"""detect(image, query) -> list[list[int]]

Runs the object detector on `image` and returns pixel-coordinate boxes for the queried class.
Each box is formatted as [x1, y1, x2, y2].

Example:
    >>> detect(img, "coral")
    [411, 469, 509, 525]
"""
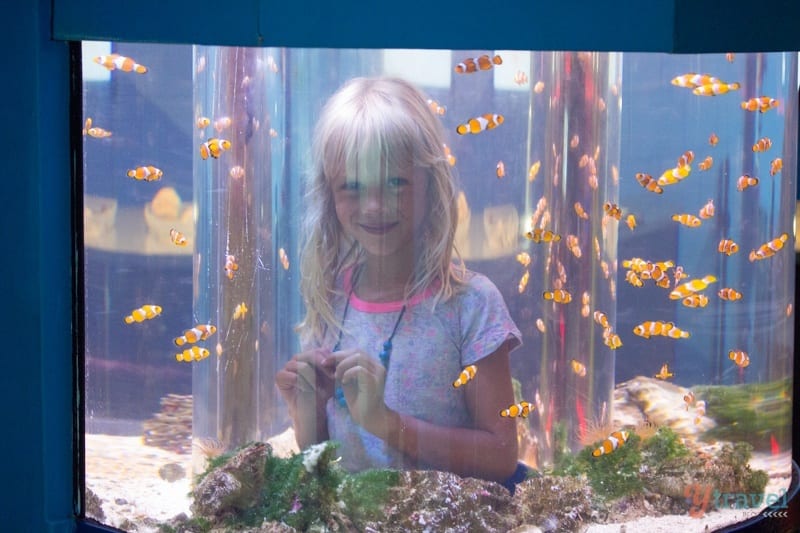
[694, 378, 791, 451]
[513, 475, 593, 532]
[574, 432, 643, 500]
[640, 426, 689, 469]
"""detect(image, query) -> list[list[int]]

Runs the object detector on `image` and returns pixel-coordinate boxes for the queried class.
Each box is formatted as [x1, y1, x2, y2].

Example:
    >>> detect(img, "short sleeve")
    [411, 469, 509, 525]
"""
[459, 272, 523, 366]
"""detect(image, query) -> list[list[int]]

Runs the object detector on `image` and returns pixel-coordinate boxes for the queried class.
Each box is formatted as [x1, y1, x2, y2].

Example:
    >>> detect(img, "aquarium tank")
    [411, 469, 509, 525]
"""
[81, 42, 797, 531]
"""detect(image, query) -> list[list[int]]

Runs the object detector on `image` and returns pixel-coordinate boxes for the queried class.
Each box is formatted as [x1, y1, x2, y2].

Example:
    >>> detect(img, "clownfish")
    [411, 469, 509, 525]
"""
[174, 324, 217, 346]
[698, 156, 713, 171]
[741, 96, 779, 113]
[454, 54, 503, 74]
[603, 202, 622, 220]
[525, 228, 561, 243]
[233, 302, 248, 320]
[574, 201, 589, 219]
[513, 70, 528, 86]
[635, 172, 663, 194]
[709, 132, 719, 146]
[684, 391, 696, 411]
[496, 161, 506, 179]
[453, 365, 477, 388]
[196, 116, 211, 129]
[94, 53, 148, 74]
[170, 228, 187, 246]
[278, 248, 290, 270]
[682, 294, 709, 308]
[604, 331, 623, 350]
[657, 165, 691, 186]
[625, 270, 643, 287]
[654, 363, 674, 380]
[669, 275, 717, 300]
[593, 310, 610, 329]
[528, 161, 541, 182]
[517, 270, 530, 294]
[699, 199, 715, 219]
[749, 233, 789, 261]
[200, 138, 232, 160]
[736, 174, 759, 192]
[124, 304, 162, 324]
[456, 113, 504, 135]
[224, 254, 239, 279]
[752, 137, 772, 152]
[127, 166, 163, 182]
[82, 118, 112, 138]
[592, 430, 630, 457]
[671, 73, 720, 88]
[543, 289, 572, 304]
[729, 350, 750, 368]
[672, 213, 702, 228]
[692, 82, 740, 96]
[770, 158, 783, 176]
[176, 346, 211, 363]
[427, 99, 446, 116]
[718, 288, 743, 301]
[500, 401, 532, 418]
[570, 359, 587, 377]
[718, 239, 739, 256]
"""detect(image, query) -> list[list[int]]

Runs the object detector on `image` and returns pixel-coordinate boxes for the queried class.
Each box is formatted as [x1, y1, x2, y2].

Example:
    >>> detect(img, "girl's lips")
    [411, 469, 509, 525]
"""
[359, 222, 398, 235]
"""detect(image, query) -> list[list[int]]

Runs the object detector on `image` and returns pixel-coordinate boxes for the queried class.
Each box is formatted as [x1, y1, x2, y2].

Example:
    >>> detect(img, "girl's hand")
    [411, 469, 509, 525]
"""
[275, 348, 336, 416]
[330, 349, 393, 437]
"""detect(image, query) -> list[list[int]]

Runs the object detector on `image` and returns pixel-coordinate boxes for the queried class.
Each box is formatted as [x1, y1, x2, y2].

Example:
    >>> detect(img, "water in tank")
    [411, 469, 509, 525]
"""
[81, 42, 797, 531]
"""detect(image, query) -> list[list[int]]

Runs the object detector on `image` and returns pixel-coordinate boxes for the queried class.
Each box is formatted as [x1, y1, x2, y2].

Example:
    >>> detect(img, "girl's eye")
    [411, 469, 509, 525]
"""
[340, 181, 361, 192]
[387, 177, 409, 189]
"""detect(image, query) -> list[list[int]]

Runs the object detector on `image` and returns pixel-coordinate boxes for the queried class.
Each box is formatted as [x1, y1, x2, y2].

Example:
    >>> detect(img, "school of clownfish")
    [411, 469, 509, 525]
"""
[445, 55, 792, 458]
[88, 52, 287, 365]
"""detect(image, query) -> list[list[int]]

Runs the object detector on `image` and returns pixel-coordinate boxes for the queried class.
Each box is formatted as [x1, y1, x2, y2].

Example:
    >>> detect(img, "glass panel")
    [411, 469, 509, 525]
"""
[82, 42, 796, 531]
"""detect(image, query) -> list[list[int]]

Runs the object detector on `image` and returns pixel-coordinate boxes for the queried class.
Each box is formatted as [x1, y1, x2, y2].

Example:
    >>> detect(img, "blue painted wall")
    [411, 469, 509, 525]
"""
[3, 0, 800, 531]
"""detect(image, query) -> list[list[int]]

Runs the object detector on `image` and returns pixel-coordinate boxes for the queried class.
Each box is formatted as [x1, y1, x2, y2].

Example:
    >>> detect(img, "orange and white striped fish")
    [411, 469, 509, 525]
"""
[669, 275, 717, 300]
[657, 165, 691, 186]
[528, 161, 541, 182]
[169, 228, 188, 246]
[718, 239, 739, 256]
[633, 320, 669, 338]
[233, 302, 248, 320]
[592, 430, 630, 457]
[213, 116, 232, 132]
[533, 80, 545, 93]
[94, 53, 148, 74]
[736, 175, 759, 192]
[625, 214, 637, 231]
[200, 138, 232, 160]
[698, 156, 713, 171]
[709, 132, 719, 146]
[692, 82, 740, 96]
[496, 161, 506, 178]
[770, 158, 783, 176]
[525, 228, 561, 243]
[741, 96, 779, 113]
[672, 213, 702, 228]
[752, 137, 772, 152]
[677, 150, 695, 167]
[684, 390, 696, 410]
[196, 116, 211, 129]
[671, 73, 720, 88]
[82, 118, 112, 138]
[278, 247, 290, 270]
[224, 254, 239, 279]
[604, 331, 623, 350]
[625, 270, 643, 287]
[500, 401, 532, 418]
[427, 99, 446, 115]
[662, 323, 690, 339]
[682, 294, 709, 308]
[570, 359, 587, 377]
[516, 252, 531, 267]
[518, 270, 530, 294]
[729, 350, 750, 368]
[176, 346, 211, 362]
[127, 165, 163, 181]
[635, 172, 663, 194]
[543, 289, 572, 304]
[174, 324, 217, 346]
[453, 365, 477, 388]
[718, 287, 742, 301]
[574, 201, 589, 219]
[593, 310, 610, 329]
[698, 199, 715, 219]
[749, 233, 789, 261]
[124, 304, 162, 324]
[443, 144, 456, 166]
[456, 113, 504, 135]
[654, 363, 674, 380]
[603, 202, 622, 220]
[454, 54, 503, 74]
[513, 70, 529, 86]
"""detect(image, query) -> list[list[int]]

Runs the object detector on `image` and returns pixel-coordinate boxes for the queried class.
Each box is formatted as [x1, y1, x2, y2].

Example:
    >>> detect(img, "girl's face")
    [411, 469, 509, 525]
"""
[331, 162, 429, 261]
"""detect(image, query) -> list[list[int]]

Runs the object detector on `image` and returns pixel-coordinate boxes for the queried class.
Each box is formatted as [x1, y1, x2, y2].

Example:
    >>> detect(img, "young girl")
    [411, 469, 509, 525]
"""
[275, 77, 523, 484]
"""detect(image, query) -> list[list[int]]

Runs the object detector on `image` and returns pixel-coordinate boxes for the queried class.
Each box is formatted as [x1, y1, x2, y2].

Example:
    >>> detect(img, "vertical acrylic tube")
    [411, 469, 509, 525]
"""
[524, 52, 621, 466]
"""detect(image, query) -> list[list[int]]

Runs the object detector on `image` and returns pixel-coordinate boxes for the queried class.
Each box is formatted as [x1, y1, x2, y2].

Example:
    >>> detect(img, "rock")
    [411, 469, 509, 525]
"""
[150, 187, 182, 219]
[191, 442, 272, 518]
[142, 393, 193, 455]
[158, 462, 186, 482]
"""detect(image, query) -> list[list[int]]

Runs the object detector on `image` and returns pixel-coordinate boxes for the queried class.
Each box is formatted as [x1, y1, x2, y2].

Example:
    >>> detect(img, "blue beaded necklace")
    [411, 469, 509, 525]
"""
[332, 291, 407, 408]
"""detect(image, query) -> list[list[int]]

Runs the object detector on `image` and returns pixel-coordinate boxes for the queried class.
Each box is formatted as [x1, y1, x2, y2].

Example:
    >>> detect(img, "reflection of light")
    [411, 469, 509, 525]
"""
[794, 201, 798, 251]
[82, 41, 111, 82]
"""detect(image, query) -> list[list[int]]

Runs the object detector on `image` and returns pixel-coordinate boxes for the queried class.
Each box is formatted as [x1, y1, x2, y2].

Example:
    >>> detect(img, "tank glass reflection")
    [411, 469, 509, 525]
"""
[81, 42, 796, 531]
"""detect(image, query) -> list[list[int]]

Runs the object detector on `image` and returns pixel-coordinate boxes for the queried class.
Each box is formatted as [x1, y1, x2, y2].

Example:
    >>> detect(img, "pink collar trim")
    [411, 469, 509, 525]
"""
[343, 267, 439, 312]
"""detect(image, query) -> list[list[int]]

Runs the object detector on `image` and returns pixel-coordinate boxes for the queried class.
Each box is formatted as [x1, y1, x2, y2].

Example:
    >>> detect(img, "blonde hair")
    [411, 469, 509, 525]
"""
[296, 77, 465, 345]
